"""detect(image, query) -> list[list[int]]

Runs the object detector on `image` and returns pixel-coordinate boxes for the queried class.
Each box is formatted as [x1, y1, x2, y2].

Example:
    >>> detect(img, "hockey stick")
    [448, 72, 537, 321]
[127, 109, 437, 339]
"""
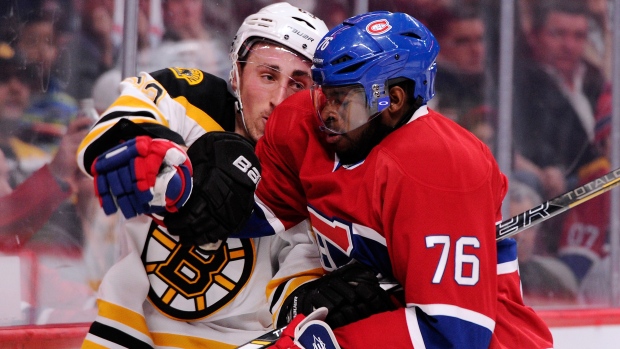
[496, 167, 620, 241]
[237, 167, 620, 349]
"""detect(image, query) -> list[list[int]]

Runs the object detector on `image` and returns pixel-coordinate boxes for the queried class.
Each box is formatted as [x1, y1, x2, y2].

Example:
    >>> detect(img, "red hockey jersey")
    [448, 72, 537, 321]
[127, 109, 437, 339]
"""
[254, 90, 553, 348]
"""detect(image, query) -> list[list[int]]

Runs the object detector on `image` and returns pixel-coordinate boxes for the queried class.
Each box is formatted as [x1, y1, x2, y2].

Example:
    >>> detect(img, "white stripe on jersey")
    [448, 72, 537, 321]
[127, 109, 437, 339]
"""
[408, 303, 496, 332]
[404, 307, 427, 349]
[497, 259, 519, 275]
[352, 223, 387, 246]
[96, 314, 155, 345]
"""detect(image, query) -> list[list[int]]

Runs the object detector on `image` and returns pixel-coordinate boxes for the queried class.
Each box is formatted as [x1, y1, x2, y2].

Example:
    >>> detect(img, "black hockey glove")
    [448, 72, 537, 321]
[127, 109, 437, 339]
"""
[277, 263, 397, 329]
[164, 131, 261, 247]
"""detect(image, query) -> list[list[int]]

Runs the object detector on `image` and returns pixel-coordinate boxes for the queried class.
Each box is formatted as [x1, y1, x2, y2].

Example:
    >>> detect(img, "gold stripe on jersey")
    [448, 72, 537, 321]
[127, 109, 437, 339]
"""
[97, 299, 151, 337]
[108, 95, 170, 126]
[152, 331, 236, 349]
[82, 339, 110, 349]
[172, 95, 224, 132]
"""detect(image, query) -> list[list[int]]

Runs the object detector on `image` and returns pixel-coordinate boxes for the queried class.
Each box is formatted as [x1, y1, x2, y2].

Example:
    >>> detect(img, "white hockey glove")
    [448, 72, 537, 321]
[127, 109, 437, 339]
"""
[273, 308, 341, 349]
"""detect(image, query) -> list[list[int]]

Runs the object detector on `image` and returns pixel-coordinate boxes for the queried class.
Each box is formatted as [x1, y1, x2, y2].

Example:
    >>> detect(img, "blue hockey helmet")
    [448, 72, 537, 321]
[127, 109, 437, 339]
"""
[311, 11, 439, 134]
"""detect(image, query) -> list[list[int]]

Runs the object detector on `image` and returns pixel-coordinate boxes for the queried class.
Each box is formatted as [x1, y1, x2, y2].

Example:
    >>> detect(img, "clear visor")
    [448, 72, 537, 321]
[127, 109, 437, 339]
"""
[235, 43, 313, 95]
[311, 83, 390, 134]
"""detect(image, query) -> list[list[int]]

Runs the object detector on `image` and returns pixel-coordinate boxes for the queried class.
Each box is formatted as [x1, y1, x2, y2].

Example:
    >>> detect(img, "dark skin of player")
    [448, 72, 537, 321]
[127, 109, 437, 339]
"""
[321, 86, 411, 165]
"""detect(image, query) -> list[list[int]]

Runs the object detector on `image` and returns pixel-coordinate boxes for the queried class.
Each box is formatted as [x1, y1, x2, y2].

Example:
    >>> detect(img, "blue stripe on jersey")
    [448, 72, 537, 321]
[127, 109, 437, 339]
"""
[350, 234, 393, 277]
[416, 307, 492, 348]
[497, 237, 517, 264]
[231, 203, 276, 238]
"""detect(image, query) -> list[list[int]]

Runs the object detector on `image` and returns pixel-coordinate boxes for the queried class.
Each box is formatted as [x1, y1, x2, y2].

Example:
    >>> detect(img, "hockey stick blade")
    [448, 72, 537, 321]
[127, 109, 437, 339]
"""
[238, 168, 620, 348]
[236, 327, 287, 349]
[497, 167, 620, 241]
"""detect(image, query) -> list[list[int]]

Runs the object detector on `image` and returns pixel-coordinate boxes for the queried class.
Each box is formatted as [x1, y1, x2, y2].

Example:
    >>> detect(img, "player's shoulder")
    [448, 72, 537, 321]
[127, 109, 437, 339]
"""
[267, 90, 315, 136]
[378, 107, 495, 189]
[150, 67, 237, 131]
[149, 68, 232, 101]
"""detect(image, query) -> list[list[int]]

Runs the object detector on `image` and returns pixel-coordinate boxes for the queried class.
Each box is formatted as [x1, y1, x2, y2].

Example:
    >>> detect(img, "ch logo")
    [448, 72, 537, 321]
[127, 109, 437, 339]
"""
[366, 19, 391, 35]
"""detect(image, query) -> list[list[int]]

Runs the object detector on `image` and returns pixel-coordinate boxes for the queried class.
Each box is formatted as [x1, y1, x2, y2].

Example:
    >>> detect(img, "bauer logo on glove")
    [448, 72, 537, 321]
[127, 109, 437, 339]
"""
[164, 131, 261, 247]
[91, 136, 193, 219]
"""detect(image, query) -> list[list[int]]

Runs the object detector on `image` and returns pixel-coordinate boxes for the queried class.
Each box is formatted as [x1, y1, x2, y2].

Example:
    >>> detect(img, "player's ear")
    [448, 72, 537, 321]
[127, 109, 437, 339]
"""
[387, 85, 407, 114]
[230, 63, 241, 91]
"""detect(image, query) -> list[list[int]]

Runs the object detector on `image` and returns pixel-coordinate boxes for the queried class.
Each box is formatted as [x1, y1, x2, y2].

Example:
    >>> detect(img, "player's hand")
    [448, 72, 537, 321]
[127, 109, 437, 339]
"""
[273, 308, 341, 349]
[164, 131, 260, 247]
[91, 136, 193, 218]
[278, 263, 396, 329]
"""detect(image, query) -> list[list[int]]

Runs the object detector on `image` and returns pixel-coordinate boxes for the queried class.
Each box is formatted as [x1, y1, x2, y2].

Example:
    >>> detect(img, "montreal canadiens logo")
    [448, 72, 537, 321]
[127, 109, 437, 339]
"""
[366, 19, 391, 35]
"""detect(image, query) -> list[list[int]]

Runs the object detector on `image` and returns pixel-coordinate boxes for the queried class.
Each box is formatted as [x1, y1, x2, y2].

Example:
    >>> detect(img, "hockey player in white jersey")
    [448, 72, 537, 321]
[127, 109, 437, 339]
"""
[76, 3, 328, 348]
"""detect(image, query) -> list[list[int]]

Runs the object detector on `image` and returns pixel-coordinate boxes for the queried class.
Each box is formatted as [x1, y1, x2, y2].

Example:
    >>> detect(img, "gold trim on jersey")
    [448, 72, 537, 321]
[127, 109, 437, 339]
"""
[152, 332, 237, 349]
[96, 299, 152, 337]
[169, 67, 204, 85]
[143, 223, 255, 321]
[172, 95, 224, 133]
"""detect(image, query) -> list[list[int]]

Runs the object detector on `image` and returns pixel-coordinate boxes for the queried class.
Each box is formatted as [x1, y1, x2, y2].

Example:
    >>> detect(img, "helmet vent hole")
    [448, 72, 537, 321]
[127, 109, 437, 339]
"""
[401, 32, 422, 39]
[292, 17, 317, 30]
[336, 61, 366, 74]
[331, 55, 353, 65]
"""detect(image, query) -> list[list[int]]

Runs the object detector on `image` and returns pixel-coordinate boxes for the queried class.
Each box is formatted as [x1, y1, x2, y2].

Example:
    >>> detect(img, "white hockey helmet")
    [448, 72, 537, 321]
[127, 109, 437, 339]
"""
[230, 2, 329, 63]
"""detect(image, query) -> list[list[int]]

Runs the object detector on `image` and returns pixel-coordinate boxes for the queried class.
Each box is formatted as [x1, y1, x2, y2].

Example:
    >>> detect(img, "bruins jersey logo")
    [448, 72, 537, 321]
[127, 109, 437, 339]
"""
[142, 223, 255, 321]
[169, 67, 204, 85]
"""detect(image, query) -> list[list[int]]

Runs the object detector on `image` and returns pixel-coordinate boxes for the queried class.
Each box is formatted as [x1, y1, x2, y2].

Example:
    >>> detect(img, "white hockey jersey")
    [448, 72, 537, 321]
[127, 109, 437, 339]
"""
[77, 68, 323, 348]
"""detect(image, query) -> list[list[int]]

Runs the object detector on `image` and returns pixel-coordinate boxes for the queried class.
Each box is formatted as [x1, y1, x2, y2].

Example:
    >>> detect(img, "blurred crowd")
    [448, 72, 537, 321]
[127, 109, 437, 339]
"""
[0, 0, 615, 326]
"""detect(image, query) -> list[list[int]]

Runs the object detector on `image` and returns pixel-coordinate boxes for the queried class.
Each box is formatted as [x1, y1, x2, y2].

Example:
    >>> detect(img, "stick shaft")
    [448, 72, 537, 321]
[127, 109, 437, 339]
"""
[496, 168, 620, 240]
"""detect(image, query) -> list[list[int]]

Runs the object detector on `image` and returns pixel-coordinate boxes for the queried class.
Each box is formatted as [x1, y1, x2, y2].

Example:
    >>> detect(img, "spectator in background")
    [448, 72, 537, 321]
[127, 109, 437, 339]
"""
[0, 149, 11, 197]
[509, 180, 579, 306]
[314, 0, 351, 29]
[558, 83, 612, 284]
[459, 105, 496, 155]
[153, 0, 229, 79]
[14, 10, 78, 153]
[64, 0, 117, 101]
[368, 0, 451, 26]
[426, 5, 494, 123]
[512, 0, 605, 202]
[0, 43, 90, 253]
[0, 42, 46, 186]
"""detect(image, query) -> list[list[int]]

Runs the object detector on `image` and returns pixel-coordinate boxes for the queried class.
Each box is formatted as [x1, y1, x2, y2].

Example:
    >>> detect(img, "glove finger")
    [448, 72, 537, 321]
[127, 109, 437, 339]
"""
[310, 292, 338, 312]
[327, 278, 356, 303]
[106, 170, 127, 197]
[94, 140, 140, 172]
[116, 194, 138, 218]
[117, 164, 134, 193]
[94, 173, 118, 215]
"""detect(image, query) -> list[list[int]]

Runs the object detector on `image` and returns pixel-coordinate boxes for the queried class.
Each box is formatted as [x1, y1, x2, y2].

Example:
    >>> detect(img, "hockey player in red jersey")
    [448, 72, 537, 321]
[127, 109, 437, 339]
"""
[236, 11, 554, 349]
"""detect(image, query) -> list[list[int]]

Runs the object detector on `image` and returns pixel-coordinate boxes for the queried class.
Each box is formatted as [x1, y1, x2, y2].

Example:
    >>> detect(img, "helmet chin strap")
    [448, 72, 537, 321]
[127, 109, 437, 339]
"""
[232, 65, 255, 144]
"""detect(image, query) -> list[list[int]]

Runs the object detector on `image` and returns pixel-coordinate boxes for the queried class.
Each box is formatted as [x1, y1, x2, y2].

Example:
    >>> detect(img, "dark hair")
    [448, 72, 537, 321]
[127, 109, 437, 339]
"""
[531, 0, 590, 33]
